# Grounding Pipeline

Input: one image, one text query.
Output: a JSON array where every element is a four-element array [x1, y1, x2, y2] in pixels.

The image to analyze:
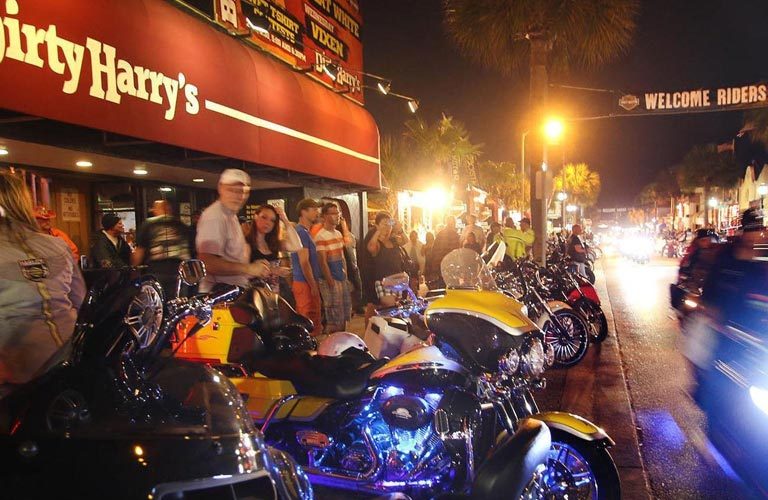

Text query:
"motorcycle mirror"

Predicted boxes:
[[178, 259, 206, 286], [381, 272, 410, 292], [489, 241, 506, 267]]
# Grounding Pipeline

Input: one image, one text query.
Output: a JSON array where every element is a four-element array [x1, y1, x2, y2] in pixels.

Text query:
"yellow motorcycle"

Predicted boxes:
[[172, 249, 620, 498]]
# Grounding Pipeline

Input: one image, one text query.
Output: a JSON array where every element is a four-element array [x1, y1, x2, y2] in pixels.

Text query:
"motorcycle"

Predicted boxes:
[[680, 238, 768, 496], [494, 257, 591, 367], [173, 248, 620, 498], [0, 261, 312, 500], [538, 260, 609, 343]]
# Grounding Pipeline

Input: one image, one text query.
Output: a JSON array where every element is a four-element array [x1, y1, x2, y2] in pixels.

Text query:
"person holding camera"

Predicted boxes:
[[359, 212, 407, 321]]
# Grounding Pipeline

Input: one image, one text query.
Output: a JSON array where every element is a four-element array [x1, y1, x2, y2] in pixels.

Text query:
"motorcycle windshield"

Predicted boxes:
[[441, 248, 499, 291]]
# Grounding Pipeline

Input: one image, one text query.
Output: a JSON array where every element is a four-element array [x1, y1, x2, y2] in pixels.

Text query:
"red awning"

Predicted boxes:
[[0, 0, 380, 188]]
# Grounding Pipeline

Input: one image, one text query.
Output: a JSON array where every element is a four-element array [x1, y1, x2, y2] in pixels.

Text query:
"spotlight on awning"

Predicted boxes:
[[407, 99, 419, 113], [323, 63, 340, 81], [377, 81, 391, 95]]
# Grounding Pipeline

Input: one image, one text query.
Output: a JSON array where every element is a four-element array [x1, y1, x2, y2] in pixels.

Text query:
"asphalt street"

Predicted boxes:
[[602, 254, 758, 499]]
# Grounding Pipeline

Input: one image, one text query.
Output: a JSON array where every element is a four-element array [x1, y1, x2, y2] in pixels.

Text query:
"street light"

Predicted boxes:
[[543, 118, 565, 143], [537, 117, 565, 265]]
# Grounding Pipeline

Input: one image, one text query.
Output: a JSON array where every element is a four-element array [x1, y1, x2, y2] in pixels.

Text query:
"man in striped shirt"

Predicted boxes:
[[314, 203, 352, 333]]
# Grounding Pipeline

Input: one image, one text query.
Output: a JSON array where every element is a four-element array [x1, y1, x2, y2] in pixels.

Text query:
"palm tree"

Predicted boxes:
[[744, 109, 768, 145], [553, 162, 601, 207], [476, 160, 530, 213], [677, 144, 741, 226], [443, 0, 639, 256], [403, 115, 483, 189]]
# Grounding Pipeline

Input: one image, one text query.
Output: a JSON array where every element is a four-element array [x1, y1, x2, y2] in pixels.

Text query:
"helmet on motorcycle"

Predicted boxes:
[[317, 332, 369, 357]]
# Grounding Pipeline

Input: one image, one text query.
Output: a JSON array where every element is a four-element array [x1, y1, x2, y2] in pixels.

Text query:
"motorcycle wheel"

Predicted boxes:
[[123, 277, 164, 351], [575, 299, 609, 344], [544, 310, 589, 368], [540, 429, 621, 500]]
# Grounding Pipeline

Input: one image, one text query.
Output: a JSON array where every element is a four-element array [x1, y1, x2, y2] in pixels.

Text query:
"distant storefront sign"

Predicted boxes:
[[211, 0, 364, 103], [618, 82, 768, 114]]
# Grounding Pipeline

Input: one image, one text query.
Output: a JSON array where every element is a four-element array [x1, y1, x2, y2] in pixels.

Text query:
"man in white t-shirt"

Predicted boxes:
[[314, 203, 351, 333], [196, 169, 269, 292]]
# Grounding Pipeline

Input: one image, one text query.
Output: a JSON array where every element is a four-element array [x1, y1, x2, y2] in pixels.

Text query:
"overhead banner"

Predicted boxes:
[[210, 0, 364, 104], [0, 0, 380, 188], [618, 83, 768, 114]]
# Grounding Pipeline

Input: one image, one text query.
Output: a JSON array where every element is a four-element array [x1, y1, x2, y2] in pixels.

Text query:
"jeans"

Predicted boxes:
[[571, 262, 587, 278]]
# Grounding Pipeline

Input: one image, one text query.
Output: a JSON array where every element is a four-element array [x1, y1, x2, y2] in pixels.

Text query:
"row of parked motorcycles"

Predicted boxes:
[[1, 242, 619, 499]]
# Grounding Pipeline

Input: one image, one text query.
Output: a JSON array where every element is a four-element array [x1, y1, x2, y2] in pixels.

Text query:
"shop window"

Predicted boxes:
[[95, 182, 138, 234]]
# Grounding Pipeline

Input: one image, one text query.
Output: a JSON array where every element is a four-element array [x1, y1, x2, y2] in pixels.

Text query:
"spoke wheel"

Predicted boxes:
[[539, 430, 620, 500], [576, 300, 609, 343], [123, 280, 164, 351], [544, 310, 588, 368]]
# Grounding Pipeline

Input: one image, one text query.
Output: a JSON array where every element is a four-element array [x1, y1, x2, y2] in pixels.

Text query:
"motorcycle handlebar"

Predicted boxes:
[[204, 285, 241, 307]]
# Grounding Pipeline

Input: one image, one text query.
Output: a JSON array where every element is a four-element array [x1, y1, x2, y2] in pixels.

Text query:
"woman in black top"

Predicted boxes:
[[246, 204, 302, 298], [361, 212, 406, 315]]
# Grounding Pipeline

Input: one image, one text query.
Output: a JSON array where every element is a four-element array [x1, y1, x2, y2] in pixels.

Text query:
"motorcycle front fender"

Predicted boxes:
[[532, 411, 615, 447], [546, 300, 572, 314]]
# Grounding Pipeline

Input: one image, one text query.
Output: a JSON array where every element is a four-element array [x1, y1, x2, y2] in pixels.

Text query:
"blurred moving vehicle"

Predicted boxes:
[[680, 216, 768, 496], [0, 262, 312, 500]]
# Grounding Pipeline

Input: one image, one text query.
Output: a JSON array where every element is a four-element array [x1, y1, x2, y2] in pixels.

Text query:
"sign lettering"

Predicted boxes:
[[619, 83, 768, 114], [0, 0, 200, 121], [307, 18, 347, 60]]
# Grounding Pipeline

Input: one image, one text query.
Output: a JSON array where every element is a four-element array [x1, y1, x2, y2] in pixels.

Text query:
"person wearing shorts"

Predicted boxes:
[[314, 203, 351, 333], [290, 198, 323, 336]]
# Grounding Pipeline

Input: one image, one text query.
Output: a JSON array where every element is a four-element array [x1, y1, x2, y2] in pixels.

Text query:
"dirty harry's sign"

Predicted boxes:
[[214, 0, 363, 104], [618, 83, 768, 113]]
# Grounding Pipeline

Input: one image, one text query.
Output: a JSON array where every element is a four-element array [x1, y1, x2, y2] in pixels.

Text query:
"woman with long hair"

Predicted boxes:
[[0, 171, 85, 395], [245, 204, 302, 296]]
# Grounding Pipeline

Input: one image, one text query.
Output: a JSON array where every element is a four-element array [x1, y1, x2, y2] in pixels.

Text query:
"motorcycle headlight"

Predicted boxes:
[[498, 348, 520, 375], [521, 338, 546, 378]]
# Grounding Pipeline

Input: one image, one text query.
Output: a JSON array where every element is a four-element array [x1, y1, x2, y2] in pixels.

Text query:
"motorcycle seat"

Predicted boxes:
[[230, 287, 314, 336], [250, 351, 388, 400]]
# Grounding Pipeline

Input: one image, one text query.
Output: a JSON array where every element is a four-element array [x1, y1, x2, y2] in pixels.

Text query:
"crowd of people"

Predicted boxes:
[[0, 166, 548, 393]]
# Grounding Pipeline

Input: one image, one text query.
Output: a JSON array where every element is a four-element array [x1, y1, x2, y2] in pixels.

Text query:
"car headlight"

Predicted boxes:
[[498, 348, 520, 375], [521, 338, 546, 378]]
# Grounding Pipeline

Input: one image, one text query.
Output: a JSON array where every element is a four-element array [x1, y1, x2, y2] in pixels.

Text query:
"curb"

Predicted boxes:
[[559, 258, 653, 499]]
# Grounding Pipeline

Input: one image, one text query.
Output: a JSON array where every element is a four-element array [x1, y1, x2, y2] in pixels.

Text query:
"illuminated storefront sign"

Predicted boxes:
[[212, 0, 364, 103], [0, 0, 379, 188]]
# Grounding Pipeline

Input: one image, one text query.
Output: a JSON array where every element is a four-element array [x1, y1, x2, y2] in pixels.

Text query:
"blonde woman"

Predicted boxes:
[[0, 172, 85, 395]]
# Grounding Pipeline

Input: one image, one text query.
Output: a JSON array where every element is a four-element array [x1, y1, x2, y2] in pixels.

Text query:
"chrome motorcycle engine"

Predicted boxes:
[[296, 386, 458, 494]]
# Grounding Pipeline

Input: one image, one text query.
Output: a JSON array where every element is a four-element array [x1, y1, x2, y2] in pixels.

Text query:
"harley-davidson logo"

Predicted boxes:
[[18, 258, 49, 282], [619, 94, 640, 111]]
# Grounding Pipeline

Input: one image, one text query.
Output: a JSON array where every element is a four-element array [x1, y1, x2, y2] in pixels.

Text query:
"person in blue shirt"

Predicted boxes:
[[290, 198, 322, 336]]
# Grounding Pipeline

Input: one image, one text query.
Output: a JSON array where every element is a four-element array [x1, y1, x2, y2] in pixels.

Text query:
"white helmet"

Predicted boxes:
[[317, 332, 369, 357]]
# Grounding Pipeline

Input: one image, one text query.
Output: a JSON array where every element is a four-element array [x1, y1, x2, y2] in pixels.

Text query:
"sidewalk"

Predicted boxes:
[[538, 260, 652, 500]]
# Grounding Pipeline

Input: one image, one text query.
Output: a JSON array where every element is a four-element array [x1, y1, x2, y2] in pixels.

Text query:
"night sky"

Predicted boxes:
[[359, 0, 768, 206]]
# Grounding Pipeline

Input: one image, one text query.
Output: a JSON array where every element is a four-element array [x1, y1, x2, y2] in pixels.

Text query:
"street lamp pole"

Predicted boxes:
[[539, 147, 548, 266], [521, 130, 530, 177]]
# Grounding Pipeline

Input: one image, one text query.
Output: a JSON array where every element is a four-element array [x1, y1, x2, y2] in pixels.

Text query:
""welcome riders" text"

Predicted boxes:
[[0, 0, 199, 121]]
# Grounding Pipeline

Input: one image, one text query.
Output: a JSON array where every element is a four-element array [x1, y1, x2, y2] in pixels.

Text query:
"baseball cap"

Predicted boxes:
[[101, 213, 121, 230], [219, 169, 251, 186], [34, 206, 56, 220], [296, 198, 320, 212]]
